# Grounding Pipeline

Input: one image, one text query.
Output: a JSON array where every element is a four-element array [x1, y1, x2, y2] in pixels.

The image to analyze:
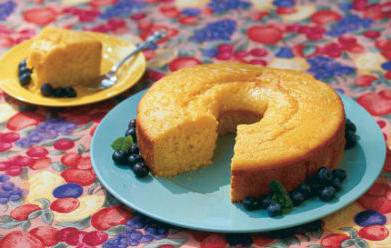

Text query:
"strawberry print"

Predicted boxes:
[[0, 231, 44, 248], [22, 7, 57, 26]]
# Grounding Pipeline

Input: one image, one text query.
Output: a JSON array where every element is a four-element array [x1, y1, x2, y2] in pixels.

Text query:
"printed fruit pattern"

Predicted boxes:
[[61, 168, 96, 186], [358, 182, 391, 214], [320, 233, 349, 248], [29, 226, 59, 247], [0, 231, 44, 248], [0, 0, 391, 247], [91, 206, 132, 231], [22, 7, 57, 26], [50, 198, 80, 213], [6, 112, 45, 131], [53, 195, 105, 222], [0, 132, 19, 152], [10, 203, 41, 221], [0, 103, 17, 123], [199, 234, 227, 248], [61, 153, 93, 170], [247, 25, 283, 45], [1, 227, 108, 248], [358, 225, 389, 241], [25, 171, 65, 203]]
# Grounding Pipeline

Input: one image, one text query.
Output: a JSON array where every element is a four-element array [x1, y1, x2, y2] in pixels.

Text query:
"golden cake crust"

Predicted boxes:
[[136, 62, 345, 202]]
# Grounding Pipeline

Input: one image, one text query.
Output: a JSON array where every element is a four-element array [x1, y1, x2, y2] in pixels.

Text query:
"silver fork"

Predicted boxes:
[[99, 30, 167, 89]]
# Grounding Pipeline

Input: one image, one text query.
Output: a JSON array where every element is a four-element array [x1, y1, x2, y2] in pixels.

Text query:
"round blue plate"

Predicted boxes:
[[91, 90, 386, 233]]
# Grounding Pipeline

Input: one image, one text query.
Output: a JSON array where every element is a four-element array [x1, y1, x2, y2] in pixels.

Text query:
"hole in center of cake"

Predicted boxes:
[[217, 110, 263, 135]]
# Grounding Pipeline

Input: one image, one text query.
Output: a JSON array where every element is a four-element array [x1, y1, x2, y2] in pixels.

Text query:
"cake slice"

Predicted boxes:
[[27, 27, 102, 89]]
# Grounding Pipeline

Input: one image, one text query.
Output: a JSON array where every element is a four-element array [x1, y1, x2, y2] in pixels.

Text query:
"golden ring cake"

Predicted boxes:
[[136, 62, 345, 202]]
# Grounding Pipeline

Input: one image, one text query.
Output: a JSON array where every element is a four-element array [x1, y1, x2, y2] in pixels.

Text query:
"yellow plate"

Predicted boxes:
[[0, 32, 146, 107]]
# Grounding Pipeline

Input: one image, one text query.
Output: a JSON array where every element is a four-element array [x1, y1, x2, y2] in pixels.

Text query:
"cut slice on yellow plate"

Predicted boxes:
[[0, 31, 146, 107]]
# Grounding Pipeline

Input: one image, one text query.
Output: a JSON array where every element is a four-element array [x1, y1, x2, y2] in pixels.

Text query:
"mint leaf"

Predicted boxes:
[[111, 136, 133, 152], [270, 180, 293, 213]]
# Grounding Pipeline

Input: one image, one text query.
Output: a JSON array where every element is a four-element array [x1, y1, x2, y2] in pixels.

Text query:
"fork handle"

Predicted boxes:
[[110, 31, 167, 74]]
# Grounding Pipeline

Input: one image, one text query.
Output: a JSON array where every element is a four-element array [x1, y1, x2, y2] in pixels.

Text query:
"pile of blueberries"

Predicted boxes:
[[243, 166, 347, 217], [327, 14, 372, 37], [307, 56, 355, 81], [103, 215, 169, 248], [112, 119, 150, 178], [0, 174, 24, 204], [17, 59, 77, 98], [40, 83, 77, 98], [207, 0, 251, 14], [191, 19, 236, 43], [345, 118, 358, 149], [18, 59, 32, 87]]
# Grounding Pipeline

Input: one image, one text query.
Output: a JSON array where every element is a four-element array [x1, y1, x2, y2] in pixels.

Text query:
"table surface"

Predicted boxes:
[[0, 0, 390, 247]]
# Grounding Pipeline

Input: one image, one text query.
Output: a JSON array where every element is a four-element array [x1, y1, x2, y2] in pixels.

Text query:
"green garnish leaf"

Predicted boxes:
[[111, 136, 133, 152], [270, 180, 293, 213]]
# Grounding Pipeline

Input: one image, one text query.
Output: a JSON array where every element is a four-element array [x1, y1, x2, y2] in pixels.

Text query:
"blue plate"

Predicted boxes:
[[91, 90, 386, 233]]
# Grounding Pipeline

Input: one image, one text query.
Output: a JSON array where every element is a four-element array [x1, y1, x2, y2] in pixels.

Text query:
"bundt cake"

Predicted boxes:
[[136, 62, 345, 202]]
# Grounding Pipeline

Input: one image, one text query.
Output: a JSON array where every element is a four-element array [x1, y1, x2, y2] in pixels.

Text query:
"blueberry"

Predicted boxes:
[[332, 169, 346, 181], [18, 59, 27, 70], [53, 87, 67, 98], [273, 0, 294, 7], [156, 227, 168, 235], [345, 118, 356, 133], [129, 144, 139, 155], [130, 230, 143, 240], [133, 162, 149, 178], [381, 61, 391, 71], [260, 195, 272, 209], [331, 178, 342, 192], [297, 183, 313, 198], [290, 191, 305, 206], [128, 119, 136, 129], [225, 234, 252, 247], [0, 174, 10, 182], [267, 201, 282, 217], [127, 215, 146, 229], [128, 154, 143, 167], [0, 190, 11, 198], [12, 188, 23, 195], [18, 66, 31, 75], [64, 87, 77, 98], [242, 196, 261, 211], [316, 167, 333, 184], [354, 210, 386, 227], [0, 198, 8, 204], [2, 182, 14, 191], [129, 240, 139, 246], [125, 128, 137, 141], [345, 130, 357, 149], [19, 73, 31, 86], [276, 47, 294, 58], [140, 235, 154, 243], [40, 84, 54, 97], [307, 177, 323, 195], [319, 186, 336, 202], [112, 150, 128, 165], [9, 193, 22, 202], [145, 227, 157, 235], [53, 183, 83, 198]]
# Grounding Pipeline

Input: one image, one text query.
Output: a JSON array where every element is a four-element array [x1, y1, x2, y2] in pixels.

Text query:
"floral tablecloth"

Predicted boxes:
[[0, 0, 391, 247]]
